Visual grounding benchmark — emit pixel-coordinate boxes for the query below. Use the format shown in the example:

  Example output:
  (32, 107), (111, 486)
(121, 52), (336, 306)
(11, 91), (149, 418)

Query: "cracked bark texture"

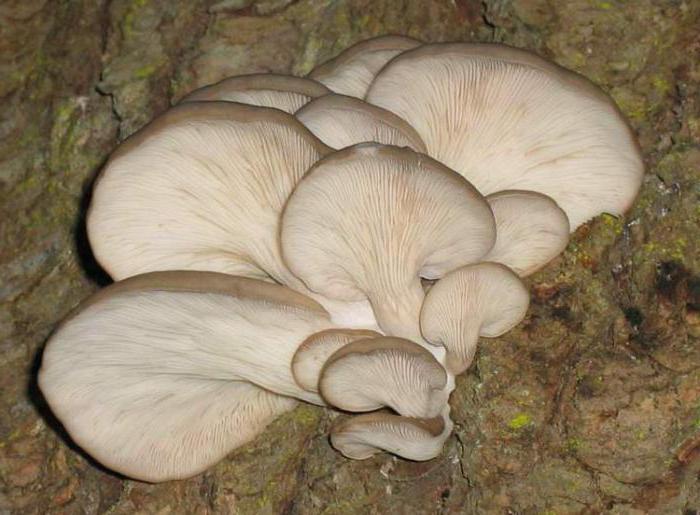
(1, 0), (699, 513)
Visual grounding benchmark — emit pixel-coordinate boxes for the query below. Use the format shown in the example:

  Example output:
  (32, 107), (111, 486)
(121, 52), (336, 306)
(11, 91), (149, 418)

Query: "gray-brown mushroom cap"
(308, 35), (421, 98)
(295, 93), (426, 151)
(179, 73), (330, 113)
(280, 143), (497, 343)
(420, 262), (530, 374)
(484, 190), (570, 276)
(291, 328), (382, 392)
(366, 42), (644, 230)
(319, 337), (448, 418)
(330, 408), (452, 461)
(38, 271), (334, 482)
(88, 101), (331, 286)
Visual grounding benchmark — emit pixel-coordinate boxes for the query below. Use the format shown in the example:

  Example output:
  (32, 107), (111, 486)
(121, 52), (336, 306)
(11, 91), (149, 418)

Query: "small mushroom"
(483, 190), (570, 276)
(330, 408), (452, 461)
(309, 35), (421, 98)
(180, 73), (330, 113)
(281, 143), (496, 343)
(296, 93), (426, 151)
(365, 43), (644, 229)
(319, 337), (448, 418)
(292, 328), (382, 392)
(420, 262), (530, 374)
(39, 271), (337, 481)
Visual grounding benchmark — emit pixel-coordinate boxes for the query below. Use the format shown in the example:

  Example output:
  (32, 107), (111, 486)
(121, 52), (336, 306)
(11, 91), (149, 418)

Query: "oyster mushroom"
(365, 42), (644, 229)
(180, 73), (330, 113)
(296, 93), (426, 151)
(484, 190), (570, 276)
(420, 262), (530, 374)
(309, 35), (421, 98)
(280, 143), (496, 344)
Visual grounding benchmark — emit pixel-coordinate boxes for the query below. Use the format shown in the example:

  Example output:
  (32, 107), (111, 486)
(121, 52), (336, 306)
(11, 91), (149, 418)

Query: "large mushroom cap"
(309, 35), (421, 98)
(421, 262), (530, 374)
(330, 409), (452, 461)
(39, 271), (332, 482)
(291, 328), (382, 392)
(484, 190), (570, 276)
(365, 43), (644, 229)
(280, 143), (496, 342)
(295, 93), (426, 151)
(319, 336), (448, 418)
(180, 73), (330, 113)
(88, 101), (330, 285)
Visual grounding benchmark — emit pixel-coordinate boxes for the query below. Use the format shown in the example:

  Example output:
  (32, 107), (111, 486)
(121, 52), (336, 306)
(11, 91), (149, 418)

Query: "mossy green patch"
(509, 413), (533, 430)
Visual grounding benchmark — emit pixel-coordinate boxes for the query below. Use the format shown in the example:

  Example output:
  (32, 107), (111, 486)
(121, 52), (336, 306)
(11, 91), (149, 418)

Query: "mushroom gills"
(319, 337), (449, 418)
(330, 407), (453, 461)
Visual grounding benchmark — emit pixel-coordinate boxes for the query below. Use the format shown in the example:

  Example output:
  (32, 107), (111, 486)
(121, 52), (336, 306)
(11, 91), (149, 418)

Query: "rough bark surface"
(1, 0), (699, 513)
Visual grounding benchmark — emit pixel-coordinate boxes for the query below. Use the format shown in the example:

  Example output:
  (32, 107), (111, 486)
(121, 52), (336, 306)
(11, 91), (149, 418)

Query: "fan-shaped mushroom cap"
(309, 35), (421, 98)
(291, 328), (381, 392)
(420, 262), (530, 374)
(39, 271), (334, 482)
(484, 190), (570, 276)
(330, 407), (452, 461)
(365, 43), (644, 229)
(281, 143), (497, 343)
(295, 93), (426, 151)
(88, 101), (330, 287)
(180, 73), (330, 113)
(319, 337), (448, 418)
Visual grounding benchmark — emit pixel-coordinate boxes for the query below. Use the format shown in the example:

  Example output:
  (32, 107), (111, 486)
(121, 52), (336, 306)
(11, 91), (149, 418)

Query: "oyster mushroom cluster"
(39, 37), (644, 482)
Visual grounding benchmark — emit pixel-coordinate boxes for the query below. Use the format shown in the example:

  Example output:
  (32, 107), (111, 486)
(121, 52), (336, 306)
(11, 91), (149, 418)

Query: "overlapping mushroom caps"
(38, 37), (646, 480)
(309, 35), (421, 98)
(365, 42), (644, 229)
(280, 143), (496, 344)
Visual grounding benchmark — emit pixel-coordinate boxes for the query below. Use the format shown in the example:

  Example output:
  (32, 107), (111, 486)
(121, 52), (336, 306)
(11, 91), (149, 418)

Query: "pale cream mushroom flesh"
(180, 73), (330, 114)
(39, 271), (337, 482)
(330, 407), (453, 461)
(309, 35), (421, 98)
(484, 190), (570, 276)
(87, 101), (377, 330)
(281, 143), (497, 344)
(420, 262), (530, 374)
(296, 93), (426, 151)
(318, 337), (448, 418)
(366, 43), (644, 229)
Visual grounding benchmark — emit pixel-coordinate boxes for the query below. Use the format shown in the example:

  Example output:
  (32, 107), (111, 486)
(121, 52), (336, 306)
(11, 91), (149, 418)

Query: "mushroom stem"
(368, 279), (426, 344)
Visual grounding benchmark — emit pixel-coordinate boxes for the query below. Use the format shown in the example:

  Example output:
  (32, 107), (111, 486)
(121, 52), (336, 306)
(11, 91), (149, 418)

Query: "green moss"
(134, 64), (158, 79)
(508, 413), (533, 430)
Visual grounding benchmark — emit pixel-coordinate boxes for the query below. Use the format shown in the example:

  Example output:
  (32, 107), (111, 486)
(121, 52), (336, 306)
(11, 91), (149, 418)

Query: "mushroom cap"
(291, 328), (381, 392)
(365, 42), (644, 229)
(87, 101), (330, 285)
(319, 337), (448, 418)
(280, 143), (497, 342)
(180, 73), (330, 113)
(330, 408), (451, 461)
(420, 262), (530, 374)
(295, 93), (426, 151)
(484, 190), (570, 276)
(39, 271), (332, 482)
(309, 35), (421, 98)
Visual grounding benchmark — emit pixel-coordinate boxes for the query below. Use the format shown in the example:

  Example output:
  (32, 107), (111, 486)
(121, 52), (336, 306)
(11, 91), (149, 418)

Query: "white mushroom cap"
(281, 143), (497, 343)
(88, 101), (329, 287)
(319, 337), (448, 418)
(291, 328), (381, 392)
(39, 271), (334, 482)
(365, 43), (644, 229)
(308, 35), (421, 98)
(420, 262), (530, 374)
(330, 406), (453, 461)
(295, 93), (426, 151)
(180, 73), (330, 113)
(484, 190), (570, 276)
